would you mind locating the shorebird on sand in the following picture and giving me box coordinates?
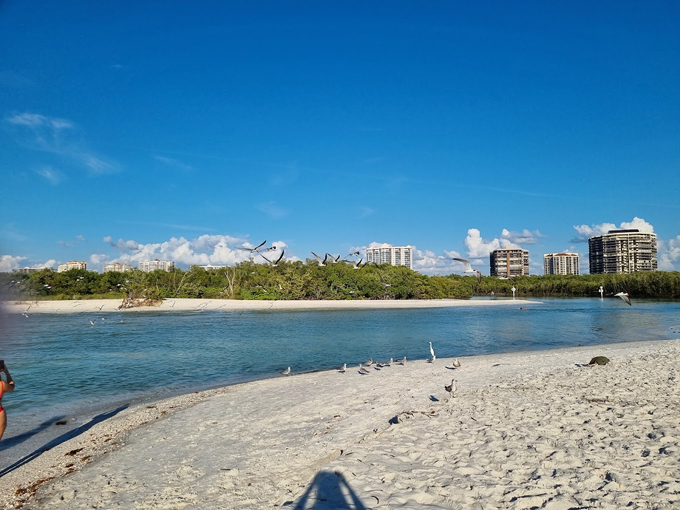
[428,341,436,363]
[397,356,406,365]
[452,358,461,368]
[362,357,373,366]
[359,365,370,375]
[615,292,632,306]
[280,367,291,375]
[445,379,457,397]
[339,363,347,373]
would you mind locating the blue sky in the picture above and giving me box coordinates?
[1,1,679,275]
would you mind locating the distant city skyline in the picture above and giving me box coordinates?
[1,3,679,275]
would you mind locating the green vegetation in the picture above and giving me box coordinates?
[2,264,679,302]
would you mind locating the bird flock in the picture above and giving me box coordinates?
[279,341,461,398]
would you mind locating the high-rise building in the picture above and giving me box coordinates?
[544,253,580,275]
[138,259,175,272]
[490,249,529,277]
[365,244,413,270]
[588,229,657,274]
[58,260,87,272]
[103,262,133,273]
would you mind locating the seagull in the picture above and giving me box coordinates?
[22,312,29,318]
[339,363,347,373]
[311,251,330,266]
[397,356,406,365]
[280,367,291,375]
[452,358,461,368]
[261,250,285,266]
[445,379,457,397]
[326,253,341,263]
[238,240,267,254]
[359,365,370,375]
[343,251,360,261]
[89,320,95,325]
[615,292,632,306]
[428,341,436,362]
[452,258,482,283]
[352,259,364,269]
[362,357,373,366]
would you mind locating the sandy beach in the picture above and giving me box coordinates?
[1,337,678,509]
[3,297,532,314]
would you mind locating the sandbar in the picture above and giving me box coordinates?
[1,338,678,509]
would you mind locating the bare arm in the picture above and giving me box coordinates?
[0,360,14,393]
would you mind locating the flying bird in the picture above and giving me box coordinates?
[452,258,482,283]
[261,250,285,266]
[280,367,291,375]
[326,253,341,263]
[238,240,267,254]
[311,251,330,266]
[615,292,632,306]
[352,259,364,269]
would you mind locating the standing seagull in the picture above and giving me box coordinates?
[615,292,632,306]
[397,356,407,365]
[445,379,457,398]
[428,341,436,363]
[280,367,291,375]
[452,358,461,368]
[339,363,347,373]
[362,357,373,366]
[452,258,482,284]
[359,365,370,375]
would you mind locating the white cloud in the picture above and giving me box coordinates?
[464,228,520,258]
[36,166,63,185]
[413,248,467,275]
[6,112,73,130]
[572,217,655,243]
[501,228,543,245]
[658,236,680,271]
[101,234,287,268]
[0,255,27,272]
[6,111,118,175]
[89,253,109,266]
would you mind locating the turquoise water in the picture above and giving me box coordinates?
[1,298,679,441]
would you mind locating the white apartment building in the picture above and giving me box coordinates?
[103,262,133,273]
[588,229,657,274]
[57,260,87,272]
[138,259,175,272]
[544,253,580,275]
[365,244,413,270]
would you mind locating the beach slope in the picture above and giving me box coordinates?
[2,339,679,509]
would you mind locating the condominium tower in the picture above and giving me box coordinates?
[490,248,529,277]
[588,229,657,274]
[103,262,133,273]
[365,244,413,270]
[58,260,87,272]
[543,253,580,275]
[138,259,175,272]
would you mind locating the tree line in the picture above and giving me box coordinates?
[2,262,679,302]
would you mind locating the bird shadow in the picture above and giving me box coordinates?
[429,395,439,402]
[286,470,369,509]
[445,366,457,370]
[0,405,128,478]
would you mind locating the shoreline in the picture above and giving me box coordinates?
[2,338,678,509]
[2,297,536,314]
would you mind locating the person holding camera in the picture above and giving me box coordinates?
[0,359,15,441]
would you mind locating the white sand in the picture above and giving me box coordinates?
[3,297,532,314]
[2,339,678,509]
